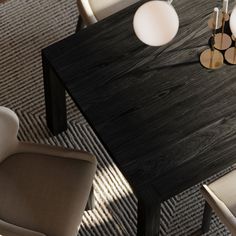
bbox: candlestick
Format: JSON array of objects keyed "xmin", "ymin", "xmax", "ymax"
[
  {"xmin": 200, "ymin": 9, "xmax": 224, "ymax": 70},
  {"xmin": 214, "ymin": 7, "xmax": 219, "ymax": 29},
  {"xmin": 223, "ymin": 0, "xmax": 228, "ymax": 14},
  {"xmin": 208, "ymin": 7, "xmax": 223, "ymax": 30},
  {"xmin": 214, "ymin": 8, "xmax": 232, "ymax": 50}
]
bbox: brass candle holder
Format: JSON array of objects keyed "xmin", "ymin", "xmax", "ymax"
[
  {"xmin": 200, "ymin": 8, "xmax": 224, "ymax": 69},
  {"xmin": 200, "ymin": 1, "xmax": 236, "ymax": 69},
  {"xmin": 225, "ymin": 35, "xmax": 236, "ymax": 64},
  {"xmin": 214, "ymin": 12, "xmax": 232, "ymax": 50},
  {"xmin": 200, "ymin": 37, "xmax": 224, "ymax": 69}
]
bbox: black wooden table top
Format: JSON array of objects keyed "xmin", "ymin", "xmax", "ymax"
[{"xmin": 43, "ymin": 0, "xmax": 236, "ymax": 201}]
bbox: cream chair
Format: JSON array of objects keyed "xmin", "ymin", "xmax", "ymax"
[
  {"xmin": 0, "ymin": 106, "xmax": 97, "ymax": 236},
  {"xmin": 76, "ymin": 0, "xmax": 140, "ymax": 30},
  {"xmin": 201, "ymin": 169, "xmax": 236, "ymax": 235}
]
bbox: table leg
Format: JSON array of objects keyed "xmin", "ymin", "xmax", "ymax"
[
  {"xmin": 201, "ymin": 201, "xmax": 212, "ymax": 233},
  {"xmin": 137, "ymin": 196, "xmax": 161, "ymax": 236},
  {"xmin": 42, "ymin": 55, "xmax": 67, "ymax": 135},
  {"xmin": 85, "ymin": 185, "xmax": 95, "ymax": 211},
  {"xmin": 76, "ymin": 15, "xmax": 84, "ymax": 33}
]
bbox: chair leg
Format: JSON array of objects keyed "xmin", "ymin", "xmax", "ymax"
[
  {"xmin": 76, "ymin": 15, "xmax": 84, "ymax": 33},
  {"xmin": 201, "ymin": 201, "xmax": 212, "ymax": 233},
  {"xmin": 85, "ymin": 185, "xmax": 95, "ymax": 211}
]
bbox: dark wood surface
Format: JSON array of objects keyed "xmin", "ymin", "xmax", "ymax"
[
  {"xmin": 43, "ymin": 54, "xmax": 67, "ymax": 133},
  {"xmin": 43, "ymin": 0, "xmax": 236, "ymax": 213}
]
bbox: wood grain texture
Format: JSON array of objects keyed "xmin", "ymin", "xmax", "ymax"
[{"xmin": 43, "ymin": 0, "xmax": 236, "ymax": 204}]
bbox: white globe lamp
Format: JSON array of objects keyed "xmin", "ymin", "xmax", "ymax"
[
  {"xmin": 133, "ymin": 1, "xmax": 179, "ymax": 46},
  {"xmin": 230, "ymin": 6, "xmax": 236, "ymax": 38},
  {"xmin": 225, "ymin": 6, "xmax": 236, "ymax": 64}
]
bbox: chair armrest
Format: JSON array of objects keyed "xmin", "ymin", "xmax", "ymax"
[
  {"xmin": 16, "ymin": 142, "xmax": 97, "ymax": 165},
  {"xmin": 201, "ymin": 185, "xmax": 236, "ymax": 232},
  {"xmin": 1, "ymin": 146, "xmax": 96, "ymax": 236}
]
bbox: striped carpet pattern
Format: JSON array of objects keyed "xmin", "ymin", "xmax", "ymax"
[{"xmin": 0, "ymin": 0, "xmax": 232, "ymax": 235}]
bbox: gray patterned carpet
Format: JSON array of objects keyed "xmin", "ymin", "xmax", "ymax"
[{"xmin": 0, "ymin": 0, "xmax": 232, "ymax": 235}]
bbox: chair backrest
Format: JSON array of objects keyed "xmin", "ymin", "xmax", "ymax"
[
  {"xmin": 0, "ymin": 106, "xmax": 19, "ymax": 162},
  {"xmin": 77, "ymin": 0, "xmax": 97, "ymax": 25},
  {"xmin": 77, "ymin": 0, "xmax": 140, "ymax": 25}
]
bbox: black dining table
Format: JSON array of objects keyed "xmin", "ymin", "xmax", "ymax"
[{"xmin": 42, "ymin": 0, "xmax": 236, "ymax": 235}]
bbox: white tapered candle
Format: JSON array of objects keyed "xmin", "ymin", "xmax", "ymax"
[
  {"xmin": 214, "ymin": 7, "xmax": 219, "ymax": 29},
  {"xmin": 223, "ymin": 0, "xmax": 228, "ymax": 14}
]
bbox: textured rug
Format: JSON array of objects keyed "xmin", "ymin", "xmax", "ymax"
[{"xmin": 0, "ymin": 0, "xmax": 232, "ymax": 235}]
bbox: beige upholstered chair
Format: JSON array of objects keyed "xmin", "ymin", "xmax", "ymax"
[
  {"xmin": 201, "ymin": 169, "xmax": 236, "ymax": 235},
  {"xmin": 0, "ymin": 106, "xmax": 97, "ymax": 236},
  {"xmin": 76, "ymin": 0, "xmax": 140, "ymax": 30}
]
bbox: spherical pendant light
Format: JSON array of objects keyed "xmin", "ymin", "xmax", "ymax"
[
  {"xmin": 133, "ymin": 1, "xmax": 179, "ymax": 46},
  {"xmin": 230, "ymin": 6, "xmax": 236, "ymax": 37}
]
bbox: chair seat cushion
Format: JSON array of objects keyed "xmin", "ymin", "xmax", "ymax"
[
  {"xmin": 89, "ymin": 0, "xmax": 140, "ymax": 20},
  {"xmin": 0, "ymin": 219, "xmax": 46, "ymax": 236}
]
